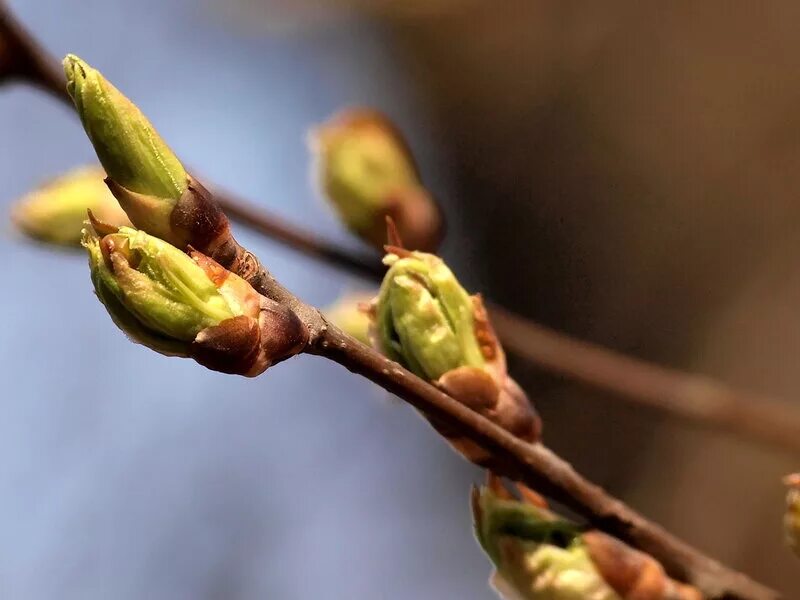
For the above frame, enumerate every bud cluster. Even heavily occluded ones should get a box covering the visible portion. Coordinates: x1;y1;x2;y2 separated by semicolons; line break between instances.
63;54;266;293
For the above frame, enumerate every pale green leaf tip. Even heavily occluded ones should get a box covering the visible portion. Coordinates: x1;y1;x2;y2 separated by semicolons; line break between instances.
81;225;239;350
62;53;187;201
375;250;485;381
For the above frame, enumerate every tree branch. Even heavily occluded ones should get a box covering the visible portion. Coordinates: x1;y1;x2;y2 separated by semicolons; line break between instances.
3;2;800;455
304;322;778;600
7;13;785;596
0;2;66;103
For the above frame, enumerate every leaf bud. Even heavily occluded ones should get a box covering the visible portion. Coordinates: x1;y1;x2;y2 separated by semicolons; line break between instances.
12;166;130;247
311;108;442;252
83;221;307;376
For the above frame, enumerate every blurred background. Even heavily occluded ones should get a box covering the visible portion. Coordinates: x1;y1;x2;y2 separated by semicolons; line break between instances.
1;0;799;597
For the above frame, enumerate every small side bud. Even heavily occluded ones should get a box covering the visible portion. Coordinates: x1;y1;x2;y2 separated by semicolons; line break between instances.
324;291;375;345
11;166;130;246
369;249;541;461
82;223;307;376
311;108;442;252
785;474;800;557
64;54;187;202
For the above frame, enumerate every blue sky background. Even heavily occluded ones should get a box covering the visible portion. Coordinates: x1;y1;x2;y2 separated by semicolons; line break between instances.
0;1;490;598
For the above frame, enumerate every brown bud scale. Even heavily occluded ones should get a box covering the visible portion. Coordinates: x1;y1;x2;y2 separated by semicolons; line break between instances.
173;176;271;296
583;532;703;600
190;296;309;377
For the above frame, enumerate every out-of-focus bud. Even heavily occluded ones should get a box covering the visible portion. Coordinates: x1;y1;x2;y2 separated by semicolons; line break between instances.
369;249;540;463
82;221;307;376
324;291;374;345
311;108;443;252
64;55;186;203
11;166;131;246
472;482;703;600
785;474;800;557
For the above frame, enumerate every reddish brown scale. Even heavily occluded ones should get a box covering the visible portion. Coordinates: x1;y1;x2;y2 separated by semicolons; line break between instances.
87;209;120;237
169;178;229;251
472;294;499;362
258;300;309;364
190;296;309;377
382;186;443;253
515;483;549;509
170;177;271;294
383;244;414;259
191;314;262;376
385;215;404;248
434;367;541;468
189;249;231;288
583;532;704;600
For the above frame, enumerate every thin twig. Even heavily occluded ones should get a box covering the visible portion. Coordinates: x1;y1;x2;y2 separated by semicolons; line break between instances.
490;306;800;454
2;4;799;453
0;2;67;103
215;188;382;280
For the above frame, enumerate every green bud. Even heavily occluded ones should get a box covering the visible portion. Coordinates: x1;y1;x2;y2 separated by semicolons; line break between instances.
82;224;252;354
11;166;130;247
473;486;620;600
63;54;187;203
786;474;800;557
311;109;441;251
374;250;486;381
324;291;373;345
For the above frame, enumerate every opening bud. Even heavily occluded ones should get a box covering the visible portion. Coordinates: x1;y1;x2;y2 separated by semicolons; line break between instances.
373;250;485;380
370;249;540;456
82;222;307;376
473;484;617;600
311;108;442;252
12;166;130;247
472;482;702;600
